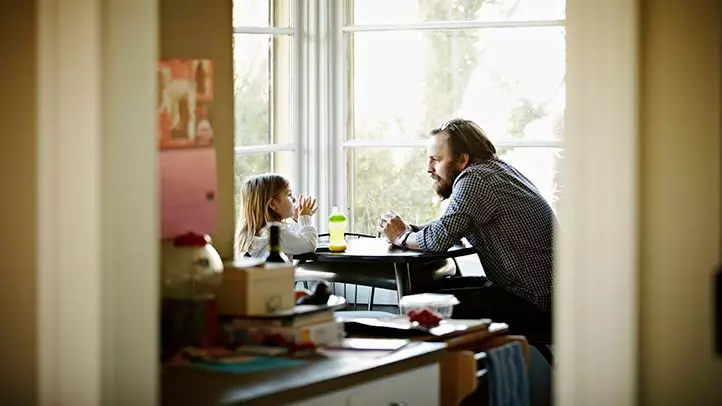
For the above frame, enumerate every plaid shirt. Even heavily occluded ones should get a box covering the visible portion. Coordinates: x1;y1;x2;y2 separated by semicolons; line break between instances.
417;158;556;312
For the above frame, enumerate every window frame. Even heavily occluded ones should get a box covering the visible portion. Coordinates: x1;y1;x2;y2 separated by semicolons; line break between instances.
232;0;303;194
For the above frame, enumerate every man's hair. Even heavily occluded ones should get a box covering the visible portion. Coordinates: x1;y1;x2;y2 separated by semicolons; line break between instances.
430;118;497;163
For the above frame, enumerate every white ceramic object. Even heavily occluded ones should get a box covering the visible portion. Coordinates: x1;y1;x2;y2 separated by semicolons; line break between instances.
160;233;223;300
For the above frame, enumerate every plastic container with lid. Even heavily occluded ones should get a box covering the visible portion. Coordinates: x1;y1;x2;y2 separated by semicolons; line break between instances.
398;293;460;318
328;206;347;252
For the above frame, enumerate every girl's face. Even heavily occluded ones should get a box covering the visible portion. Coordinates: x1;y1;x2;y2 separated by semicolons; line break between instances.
269;186;296;219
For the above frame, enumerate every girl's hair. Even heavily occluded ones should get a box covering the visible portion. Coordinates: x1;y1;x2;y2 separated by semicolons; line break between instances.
235;173;290;255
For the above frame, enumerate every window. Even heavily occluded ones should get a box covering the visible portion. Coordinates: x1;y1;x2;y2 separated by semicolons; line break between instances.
341;0;566;235
232;0;296;217
232;0;566;238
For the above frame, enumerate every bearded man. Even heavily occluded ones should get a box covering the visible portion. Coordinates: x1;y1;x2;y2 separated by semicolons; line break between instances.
379;118;557;341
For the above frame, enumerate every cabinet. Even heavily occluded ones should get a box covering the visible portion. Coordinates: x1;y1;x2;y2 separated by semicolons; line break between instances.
289;363;440;406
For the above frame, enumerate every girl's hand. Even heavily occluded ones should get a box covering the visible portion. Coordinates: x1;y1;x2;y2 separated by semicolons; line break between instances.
292;204;300;222
298;195;318;216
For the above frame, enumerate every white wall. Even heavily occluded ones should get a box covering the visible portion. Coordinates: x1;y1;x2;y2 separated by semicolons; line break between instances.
557;0;639;404
36;0;158;404
561;0;722;405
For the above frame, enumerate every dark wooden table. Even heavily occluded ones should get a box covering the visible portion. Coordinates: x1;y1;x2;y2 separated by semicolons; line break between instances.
295;238;477;300
161;340;446;405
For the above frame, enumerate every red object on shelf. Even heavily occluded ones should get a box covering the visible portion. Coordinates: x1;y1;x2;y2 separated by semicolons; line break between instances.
408;308;444;328
173;232;210;247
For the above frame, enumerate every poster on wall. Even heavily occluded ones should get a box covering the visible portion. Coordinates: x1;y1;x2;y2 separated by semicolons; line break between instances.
157;59;215;149
157;59;218;239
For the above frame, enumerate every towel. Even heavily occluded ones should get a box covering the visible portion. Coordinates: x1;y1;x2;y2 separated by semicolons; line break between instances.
486;342;530;406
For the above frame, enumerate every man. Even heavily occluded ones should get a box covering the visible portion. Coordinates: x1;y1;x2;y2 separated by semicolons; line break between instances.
379;118;556;339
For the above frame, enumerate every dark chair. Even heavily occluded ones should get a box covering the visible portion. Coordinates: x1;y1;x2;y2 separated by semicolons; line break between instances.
526;335;554;367
295;232;377;310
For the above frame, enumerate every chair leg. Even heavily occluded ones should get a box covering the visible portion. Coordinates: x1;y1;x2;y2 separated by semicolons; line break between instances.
368;287;375;311
353;285;359;310
531;343;555;367
302;281;309;290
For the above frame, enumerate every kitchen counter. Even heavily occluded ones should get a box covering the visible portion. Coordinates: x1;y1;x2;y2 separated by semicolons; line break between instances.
161;340;447;405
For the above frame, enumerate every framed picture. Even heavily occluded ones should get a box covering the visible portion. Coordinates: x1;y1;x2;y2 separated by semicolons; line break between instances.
157;59;215;150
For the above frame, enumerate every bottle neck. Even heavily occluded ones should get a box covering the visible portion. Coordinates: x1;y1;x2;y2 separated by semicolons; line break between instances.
269;225;281;252
266;224;287;263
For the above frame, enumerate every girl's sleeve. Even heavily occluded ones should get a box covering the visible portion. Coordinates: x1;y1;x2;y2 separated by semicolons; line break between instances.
279;215;318;255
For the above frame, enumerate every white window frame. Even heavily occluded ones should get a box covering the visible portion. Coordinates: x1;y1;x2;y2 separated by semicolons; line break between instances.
324;0;566;229
232;0;305;200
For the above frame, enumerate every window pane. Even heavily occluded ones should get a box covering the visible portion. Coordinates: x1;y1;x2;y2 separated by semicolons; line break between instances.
233;0;270;26
497;147;562;209
348;147;439;236
233;34;293;146
350;27;565;143
233;0;292;27
234;151;294;217
351;0;565;25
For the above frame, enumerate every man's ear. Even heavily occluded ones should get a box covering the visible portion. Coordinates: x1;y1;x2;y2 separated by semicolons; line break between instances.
456;153;470;169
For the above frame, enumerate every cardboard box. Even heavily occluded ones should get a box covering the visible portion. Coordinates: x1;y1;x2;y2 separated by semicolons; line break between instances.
215;258;295;316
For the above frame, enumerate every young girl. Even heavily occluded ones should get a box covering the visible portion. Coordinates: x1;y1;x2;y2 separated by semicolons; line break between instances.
235;173;318;260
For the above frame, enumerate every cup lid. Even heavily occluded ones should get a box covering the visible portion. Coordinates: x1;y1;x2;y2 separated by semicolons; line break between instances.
399;293;460;307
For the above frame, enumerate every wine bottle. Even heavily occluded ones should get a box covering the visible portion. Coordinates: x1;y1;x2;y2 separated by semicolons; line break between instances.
265;222;289;264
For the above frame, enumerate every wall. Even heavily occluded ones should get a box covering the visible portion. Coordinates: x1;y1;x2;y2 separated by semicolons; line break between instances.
639;0;722;404
0;1;38;403
558;0;639;404
160;0;235;259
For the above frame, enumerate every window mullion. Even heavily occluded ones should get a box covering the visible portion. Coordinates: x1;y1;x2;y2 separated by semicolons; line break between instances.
342;19;565;32
294;0;307;205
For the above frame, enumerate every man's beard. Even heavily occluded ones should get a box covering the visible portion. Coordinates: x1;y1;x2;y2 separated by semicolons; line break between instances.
431;168;461;200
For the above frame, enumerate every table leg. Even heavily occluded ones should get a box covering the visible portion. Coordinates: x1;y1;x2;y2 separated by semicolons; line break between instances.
394;262;413;302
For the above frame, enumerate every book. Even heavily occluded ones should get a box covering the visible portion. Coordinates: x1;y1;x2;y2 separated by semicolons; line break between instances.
223;319;345;347
230;308;336;328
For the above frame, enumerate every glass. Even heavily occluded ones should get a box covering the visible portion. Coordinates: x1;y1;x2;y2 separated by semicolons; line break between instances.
349;27;565;142
233;0;292;27
497;147;562;210
234;151;294;217
233;34;293;146
347;147;440;236
351;0;565;25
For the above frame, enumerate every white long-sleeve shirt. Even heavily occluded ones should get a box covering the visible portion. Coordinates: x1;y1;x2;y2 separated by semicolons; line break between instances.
247;215;318;260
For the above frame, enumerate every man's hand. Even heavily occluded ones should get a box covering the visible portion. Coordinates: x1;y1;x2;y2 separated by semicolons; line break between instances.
378;210;410;246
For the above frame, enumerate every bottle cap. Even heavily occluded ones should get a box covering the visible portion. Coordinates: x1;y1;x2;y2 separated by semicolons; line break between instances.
329;206;346;222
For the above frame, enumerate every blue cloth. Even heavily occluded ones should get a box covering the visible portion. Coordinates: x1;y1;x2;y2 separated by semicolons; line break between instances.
486;342;530;406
